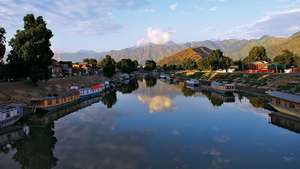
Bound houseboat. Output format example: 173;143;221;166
210;81;235;94
267;91;300;118
269;111;300;134
0;105;24;128
74;83;103;100
186;79;200;87
30;89;80;112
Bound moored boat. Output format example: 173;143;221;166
210;81;235;94
267;91;300;118
160;74;167;80
186;79;200;87
77;83;103;100
30;89;80;113
0;104;24;128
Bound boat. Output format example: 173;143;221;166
76;83;103;100
160;74;167;80
267;91;300;118
0;104;24;128
210;81;235;94
119;73;130;81
269;111;300;134
30;89;80;113
186;79;200;87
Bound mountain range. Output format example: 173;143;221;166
56;31;300;63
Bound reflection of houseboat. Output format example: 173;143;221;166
267;91;300;118
269;111;300;133
120;73;130;81
211;81;235;94
211;92;235;103
186;79;200;87
0;105;23;128
30;89;80;112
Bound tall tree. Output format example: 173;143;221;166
116;59;137;73
144;60;156;71
273;49;300;68
83;58;98;68
0;27;5;63
182;58;198;70
204;49;232;70
99;55;116;77
243;46;270;63
7;14;54;82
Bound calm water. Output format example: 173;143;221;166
1;78;300;169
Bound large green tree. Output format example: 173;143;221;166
116;59;137;73
273;49;300;68
204;49;232;70
0;27;5;63
7;14;54;83
243;46;270;63
83;58;98;68
144;60;156;71
182;58;198;70
99;55;116;77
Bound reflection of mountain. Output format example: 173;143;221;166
269;111;300;134
13;123;58;169
138;95;172;113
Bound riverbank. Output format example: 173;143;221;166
0;75;112;104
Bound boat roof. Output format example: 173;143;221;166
268;91;300;104
31;89;79;101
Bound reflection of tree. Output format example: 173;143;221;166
203;91;224;107
117;79;139;94
144;75;157;88
248;96;264;108
13;123;58;169
181;86;195;97
101;90;117;108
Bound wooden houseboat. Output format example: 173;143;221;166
210;81;235;94
30;89;80;112
267;91;300;118
74;83;103;100
0;105;24;128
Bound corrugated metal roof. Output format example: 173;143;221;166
268;91;300;103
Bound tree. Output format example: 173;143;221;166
116;59;137;73
182;58;198;70
144;75;157;87
204;49;232;70
273;49;300;68
243;46;270;63
0;27;5;63
99;55;116;77
83;58;98;68
7;14;54;82
144;60;156;71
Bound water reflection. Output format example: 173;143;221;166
100;90;117;109
269;111;300;133
181;86;196;97
13;123;57;169
202;91;235;107
116;79;139;94
143;75;157;88
137;95;172;113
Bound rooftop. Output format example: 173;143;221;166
268;91;300;104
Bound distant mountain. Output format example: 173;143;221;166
56;31;300;63
159;47;212;66
55;50;105;62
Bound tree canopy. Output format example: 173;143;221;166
204;49;232;70
144;60;156;71
273;49;300;68
7;14;54;83
99;55;116;77
83;58;98;68
243;46;270;63
0;27;5;62
182;58;198;70
116;59;138;73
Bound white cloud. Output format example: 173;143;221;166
209;6;218;11
0;0;147;36
169;3;178;11
137;27;173;46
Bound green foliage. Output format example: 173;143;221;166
83;58;98;68
99;55;116;77
273;49;300;68
100;90;117;108
182;58;198;70
7;14;53;82
144;75;157;87
0;27;5;62
116;59;137;73
144;60;156;71
243;46;271;63
203;49;233;70
117;79;139;94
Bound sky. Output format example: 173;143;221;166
0;0;300;53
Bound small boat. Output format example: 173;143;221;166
0;104;24;128
30;89;80;113
267;91;300;118
186;79;200;87
210;81;235;94
76;83;103;100
160;74;167;80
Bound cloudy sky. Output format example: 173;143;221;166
0;0;300;52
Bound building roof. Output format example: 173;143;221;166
268;91;300;104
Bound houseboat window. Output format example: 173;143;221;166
47;100;52;105
56;99;59;104
275;99;281;104
289;103;295;109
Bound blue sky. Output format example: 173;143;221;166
0;0;300;53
